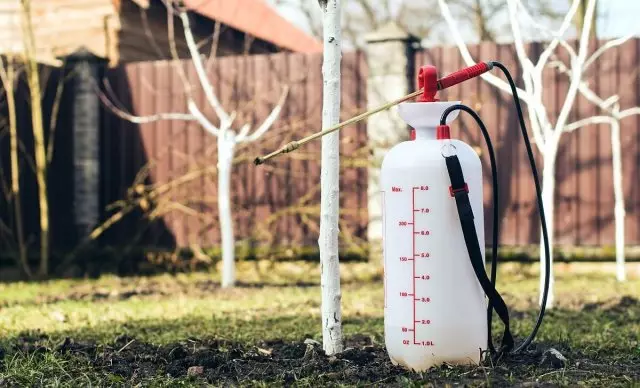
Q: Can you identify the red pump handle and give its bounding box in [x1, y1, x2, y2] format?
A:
[437, 62, 493, 90]
[416, 62, 493, 102]
[412, 62, 493, 140]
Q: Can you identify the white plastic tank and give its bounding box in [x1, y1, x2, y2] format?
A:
[381, 101, 487, 372]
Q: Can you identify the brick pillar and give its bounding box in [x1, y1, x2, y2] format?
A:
[364, 22, 419, 261]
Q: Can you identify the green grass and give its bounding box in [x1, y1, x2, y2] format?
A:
[0, 261, 638, 386]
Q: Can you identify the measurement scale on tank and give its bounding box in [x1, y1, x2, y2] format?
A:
[392, 184, 435, 347]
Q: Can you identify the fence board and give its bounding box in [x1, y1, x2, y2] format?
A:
[2, 40, 640, 256]
[621, 40, 640, 242]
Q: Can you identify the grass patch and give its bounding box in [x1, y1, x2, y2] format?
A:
[0, 261, 638, 386]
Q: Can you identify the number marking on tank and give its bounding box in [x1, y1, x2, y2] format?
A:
[412, 187, 417, 344]
[382, 190, 386, 308]
[390, 184, 434, 347]
[411, 186, 432, 346]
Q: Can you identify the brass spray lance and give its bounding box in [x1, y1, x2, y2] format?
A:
[254, 63, 493, 165]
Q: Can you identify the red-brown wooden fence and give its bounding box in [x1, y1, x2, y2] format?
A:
[1, 39, 639, 255]
[97, 51, 368, 250]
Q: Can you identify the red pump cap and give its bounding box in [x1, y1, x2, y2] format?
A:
[436, 125, 450, 140]
[417, 65, 438, 102]
[410, 128, 416, 140]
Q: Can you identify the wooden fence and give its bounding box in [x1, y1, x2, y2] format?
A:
[0, 52, 369, 252]
[98, 51, 368, 250]
[1, 39, 639, 255]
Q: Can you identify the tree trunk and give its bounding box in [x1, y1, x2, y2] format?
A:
[218, 131, 236, 288]
[539, 151, 556, 308]
[0, 59, 30, 277]
[319, 0, 344, 356]
[21, 0, 50, 277]
[610, 119, 626, 281]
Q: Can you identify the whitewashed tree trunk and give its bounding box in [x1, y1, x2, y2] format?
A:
[218, 130, 237, 288]
[319, 0, 344, 356]
[610, 119, 626, 281]
[539, 151, 557, 307]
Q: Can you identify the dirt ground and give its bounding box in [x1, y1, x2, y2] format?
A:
[0, 262, 638, 386]
[4, 325, 638, 387]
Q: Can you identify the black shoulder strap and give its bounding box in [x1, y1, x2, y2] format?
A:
[444, 154, 514, 354]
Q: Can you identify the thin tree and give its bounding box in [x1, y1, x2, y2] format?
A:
[0, 1, 67, 278]
[318, 0, 344, 356]
[438, 0, 638, 305]
[20, 0, 50, 277]
[97, 1, 288, 288]
[0, 57, 30, 277]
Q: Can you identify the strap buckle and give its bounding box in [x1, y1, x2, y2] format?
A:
[449, 183, 469, 197]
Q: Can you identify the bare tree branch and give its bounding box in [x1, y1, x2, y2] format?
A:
[46, 64, 67, 164]
[140, 5, 167, 60]
[564, 114, 614, 132]
[619, 107, 640, 119]
[176, 5, 230, 125]
[551, 54, 640, 122]
[506, 0, 547, 147]
[551, 0, 596, 141]
[437, 0, 532, 103]
[186, 100, 220, 135]
[584, 34, 633, 70]
[205, 20, 222, 72]
[237, 86, 290, 143]
[165, 0, 194, 98]
[516, 0, 581, 66]
[97, 81, 197, 124]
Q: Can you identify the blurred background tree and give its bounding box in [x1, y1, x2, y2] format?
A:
[272, 0, 565, 47]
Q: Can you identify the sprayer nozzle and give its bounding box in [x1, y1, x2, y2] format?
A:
[254, 157, 264, 165]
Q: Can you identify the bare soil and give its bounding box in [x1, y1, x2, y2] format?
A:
[4, 329, 638, 387]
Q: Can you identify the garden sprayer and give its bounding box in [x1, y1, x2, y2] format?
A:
[255, 62, 551, 372]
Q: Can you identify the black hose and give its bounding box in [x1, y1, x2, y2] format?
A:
[438, 60, 551, 355]
[489, 61, 551, 353]
[439, 104, 500, 353]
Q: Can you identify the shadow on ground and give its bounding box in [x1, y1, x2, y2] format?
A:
[0, 276, 383, 309]
[1, 297, 638, 387]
